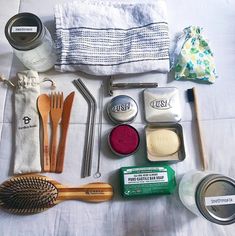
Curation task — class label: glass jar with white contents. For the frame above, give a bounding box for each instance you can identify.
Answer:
[179,170,235,225]
[5,12,57,72]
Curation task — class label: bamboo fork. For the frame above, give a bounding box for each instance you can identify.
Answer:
[50,92,63,172]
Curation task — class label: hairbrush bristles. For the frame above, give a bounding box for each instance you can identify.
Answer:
[0,176,58,214]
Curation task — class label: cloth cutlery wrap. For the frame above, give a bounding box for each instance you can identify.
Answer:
[14,70,41,174]
[54,0,170,76]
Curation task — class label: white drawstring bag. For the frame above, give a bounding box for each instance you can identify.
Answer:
[14,70,41,174]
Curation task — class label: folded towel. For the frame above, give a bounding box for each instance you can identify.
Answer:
[55,0,170,76]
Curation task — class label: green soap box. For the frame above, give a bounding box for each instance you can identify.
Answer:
[120,165,176,198]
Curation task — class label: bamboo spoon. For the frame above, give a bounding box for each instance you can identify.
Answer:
[37,94,51,172]
[0,175,113,214]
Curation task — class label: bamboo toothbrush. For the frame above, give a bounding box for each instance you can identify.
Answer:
[187,87,207,170]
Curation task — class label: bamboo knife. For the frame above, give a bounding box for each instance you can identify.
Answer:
[56,92,75,173]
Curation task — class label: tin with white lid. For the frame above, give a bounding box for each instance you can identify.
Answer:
[179,170,235,225]
[106,95,138,124]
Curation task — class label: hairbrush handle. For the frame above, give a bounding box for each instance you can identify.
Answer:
[192,87,208,171]
[57,182,113,202]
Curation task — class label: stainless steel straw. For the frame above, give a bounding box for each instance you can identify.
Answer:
[94,83,104,178]
[73,79,97,177]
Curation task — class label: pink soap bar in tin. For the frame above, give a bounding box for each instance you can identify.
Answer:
[108,124,140,157]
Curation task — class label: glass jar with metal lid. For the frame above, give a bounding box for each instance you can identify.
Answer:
[179,170,235,225]
[5,12,57,72]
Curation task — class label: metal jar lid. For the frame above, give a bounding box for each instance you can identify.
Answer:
[195,174,235,225]
[5,12,44,51]
[106,95,138,124]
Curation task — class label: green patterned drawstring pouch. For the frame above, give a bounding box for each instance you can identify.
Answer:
[173,26,217,83]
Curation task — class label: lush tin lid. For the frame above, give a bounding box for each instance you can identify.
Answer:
[108,124,140,156]
[5,12,44,50]
[196,174,235,225]
[107,95,138,124]
[144,87,181,123]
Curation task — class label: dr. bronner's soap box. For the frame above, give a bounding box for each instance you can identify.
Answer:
[143,87,185,163]
[120,165,176,197]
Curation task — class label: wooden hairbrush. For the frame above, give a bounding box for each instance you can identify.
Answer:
[0,175,113,214]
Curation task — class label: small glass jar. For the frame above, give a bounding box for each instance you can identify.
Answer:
[179,170,235,225]
[5,12,57,72]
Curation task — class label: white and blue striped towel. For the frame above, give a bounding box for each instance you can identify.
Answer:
[55,0,170,76]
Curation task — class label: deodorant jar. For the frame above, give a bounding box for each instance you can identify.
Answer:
[179,170,235,225]
[5,13,57,72]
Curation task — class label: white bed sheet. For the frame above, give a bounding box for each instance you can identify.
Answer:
[0,0,234,235]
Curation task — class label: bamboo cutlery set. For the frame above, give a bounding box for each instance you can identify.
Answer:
[37,91,75,173]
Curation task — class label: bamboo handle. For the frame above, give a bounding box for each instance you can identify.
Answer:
[193,87,208,171]
[56,92,75,173]
[57,182,113,202]
[56,130,67,173]
[42,120,50,172]
[50,123,58,172]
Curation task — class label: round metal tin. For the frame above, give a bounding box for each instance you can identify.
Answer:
[106,95,138,124]
[196,174,235,225]
[5,12,44,51]
[108,124,140,157]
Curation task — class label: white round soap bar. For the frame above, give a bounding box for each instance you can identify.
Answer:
[147,129,180,156]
